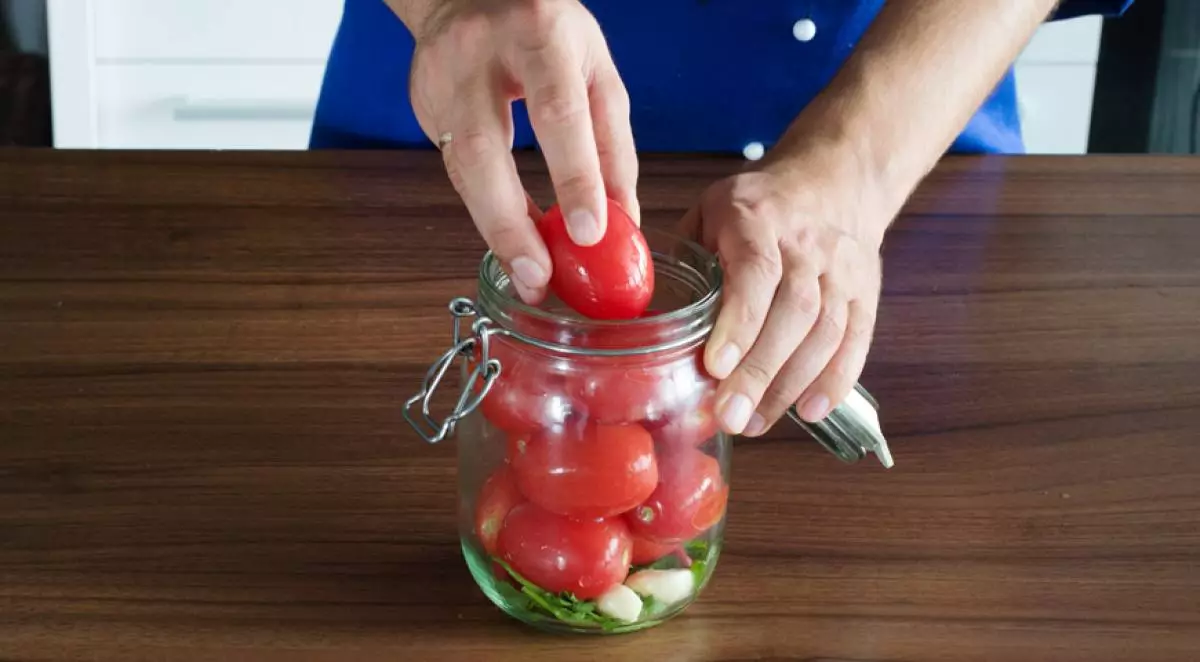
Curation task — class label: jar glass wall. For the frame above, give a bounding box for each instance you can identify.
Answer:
[454,229,728,634]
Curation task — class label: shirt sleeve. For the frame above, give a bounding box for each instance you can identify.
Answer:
[1050,0,1136,20]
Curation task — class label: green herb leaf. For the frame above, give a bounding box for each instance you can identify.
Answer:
[494,579,532,610]
[632,538,714,573]
[640,595,668,620]
[690,559,708,588]
[639,555,684,571]
[492,558,628,630]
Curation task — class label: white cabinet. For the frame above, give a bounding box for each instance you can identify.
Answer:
[95,64,329,150]
[1014,16,1105,154]
[91,0,342,61]
[47,0,342,149]
[47,2,1104,153]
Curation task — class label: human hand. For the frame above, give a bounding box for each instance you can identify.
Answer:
[680,153,892,437]
[405,0,638,304]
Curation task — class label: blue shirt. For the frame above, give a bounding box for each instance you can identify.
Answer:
[311,0,1133,155]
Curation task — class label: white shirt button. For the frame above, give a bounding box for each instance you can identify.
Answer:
[792,18,817,42]
[742,141,765,161]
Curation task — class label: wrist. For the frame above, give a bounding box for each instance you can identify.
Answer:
[762,107,899,250]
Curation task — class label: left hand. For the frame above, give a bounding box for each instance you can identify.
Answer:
[680,152,891,437]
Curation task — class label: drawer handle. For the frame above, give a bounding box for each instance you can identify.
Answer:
[171,97,316,122]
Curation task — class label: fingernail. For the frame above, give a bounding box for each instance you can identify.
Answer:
[565,209,603,246]
[743,412,766,437]
[719,393,754,434]
[710,343,741,379]
[800,394,830,422]
[510,256,548,290]
[510,278,539,304]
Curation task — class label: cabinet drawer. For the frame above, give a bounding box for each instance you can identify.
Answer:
[95,64,327,149]
[94,0,344,61]
[1014,63,1099,155]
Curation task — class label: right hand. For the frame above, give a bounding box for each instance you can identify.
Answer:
[405,0,639,304]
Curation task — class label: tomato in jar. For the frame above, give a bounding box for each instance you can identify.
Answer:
[509,422,659,520]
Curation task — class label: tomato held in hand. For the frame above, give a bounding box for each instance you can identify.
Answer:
[509,422,658,520]
[474,465,525,555]
[539,199,654,320]
[497,502,632,600]
[626,448,728,543]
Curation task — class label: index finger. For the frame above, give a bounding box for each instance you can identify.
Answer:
[519,44,607,246]
[706,228,784,434]
[441,83,551,304]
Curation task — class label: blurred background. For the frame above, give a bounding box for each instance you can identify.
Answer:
[0,0,1196,153]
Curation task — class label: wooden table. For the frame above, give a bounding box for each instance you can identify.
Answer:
[2,151,1199,661]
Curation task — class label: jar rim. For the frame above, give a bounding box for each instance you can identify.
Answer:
[475,227,723,357]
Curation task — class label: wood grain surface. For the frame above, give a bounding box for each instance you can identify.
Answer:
[1,150,1199,662]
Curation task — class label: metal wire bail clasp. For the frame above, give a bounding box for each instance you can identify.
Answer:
[403,297,502,443]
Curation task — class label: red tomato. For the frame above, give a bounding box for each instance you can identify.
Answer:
[651,389,719,450]
[642,351,717,431]
[538,199,655,320]
[509,422,658,520]
[630,536,679,566]
[571,361,666,425]
[497,503,632,600]
[469,337,573,435]
[474,465,525,555]
[626,448,728,543]
[572,348,716,428]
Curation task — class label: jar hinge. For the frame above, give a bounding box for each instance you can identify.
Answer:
[403,297,504,444]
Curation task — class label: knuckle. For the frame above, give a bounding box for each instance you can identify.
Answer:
[554,169,601,202]
[847,316,876,345]
[737,359,774,391]
[727,238,782,284]
[745,251,784,286]
[761,380,797,415]
[814,308,847,346]
[530,84,589,127]
[481,219,529,257]
[832,364,860,389]
[449,127,498,170]
[781,275,821,319]
[442,13,491,46]
[513,0,565,41]
[730,192,777,223]
[780,227,818,257]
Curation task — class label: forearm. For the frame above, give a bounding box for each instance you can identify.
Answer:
[770,0,1058,237]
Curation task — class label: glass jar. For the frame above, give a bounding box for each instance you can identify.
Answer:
[405,229,892,634]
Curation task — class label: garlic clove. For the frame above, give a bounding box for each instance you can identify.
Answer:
[595,584,643,623]
[625,568,695,605]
